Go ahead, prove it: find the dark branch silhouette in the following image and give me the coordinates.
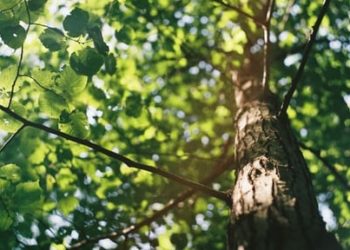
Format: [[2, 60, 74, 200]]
[[279, 0, 331, 116], [8, 0, 31, 108], [69, 155, 234, 249], [262, 0, 275, 91], [0, 125, 26, 153], [300, 143, 350, 191], [0, 104, 230, 203], [212, 0, 265, 26]]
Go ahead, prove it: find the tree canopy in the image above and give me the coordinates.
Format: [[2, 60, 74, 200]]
[[0, 0, 349, 249]]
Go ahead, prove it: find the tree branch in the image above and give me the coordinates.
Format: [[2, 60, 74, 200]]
[[30, 22, 88, 45], [0, 0, 22, 13], [212, 0, 265, 26], [68, 155, 234, 249], [8, 0, 31, 108], [262, 0, 275, 91], [0, 125, 26, 153], [278, 0, 331, 116], [0, 104, 230, 203], [300, 143, 350, 191]]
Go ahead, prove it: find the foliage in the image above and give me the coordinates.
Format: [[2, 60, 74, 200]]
[[0, 0, 349, 249]]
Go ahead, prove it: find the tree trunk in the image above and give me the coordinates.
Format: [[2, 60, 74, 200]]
[[227, 82, 342, 249]]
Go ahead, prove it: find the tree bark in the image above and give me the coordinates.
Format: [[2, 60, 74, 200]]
[[227, 84, 342, 249]]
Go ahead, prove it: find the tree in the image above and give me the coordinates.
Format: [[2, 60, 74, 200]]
[[0, 0, 348, 249]]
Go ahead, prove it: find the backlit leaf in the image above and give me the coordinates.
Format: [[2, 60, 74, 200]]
[[59, 111, 89, 138], [39, 91, 68, 118], [14, 181, 42, 213], [58, 196, 79, 215], [0, 164, 21, 183], [57, 66, 88, 96]]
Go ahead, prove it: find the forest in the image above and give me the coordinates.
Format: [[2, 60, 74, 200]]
[[0, 0, 349, 249]]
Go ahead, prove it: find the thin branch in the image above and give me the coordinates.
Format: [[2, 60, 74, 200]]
[[68, 155, 234, 249], [8, 0, 31, 108], [300, 143, 350, 191], [278, 0, 331, 116], [212, 0, 265, 26], [30, 22, 88, 44], [18, 74, 52, 92], [0, 104, 230, 203], [0, 125, 26, 153], [0, 0, 22, 13], [262, 0, 275, 92]]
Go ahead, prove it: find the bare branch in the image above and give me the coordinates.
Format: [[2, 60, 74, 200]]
[[8, 0, 31, 108], [300, 143, 350, 191], [278, 0, 331, 116], [262, 0, 275, 91], [212, 0, 265, 26], [0, 125, 25, 153], [0, 104, 230, 203], [68, 155, 234, 249]]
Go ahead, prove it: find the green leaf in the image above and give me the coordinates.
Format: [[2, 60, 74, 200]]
[[104, 53, 117, 75], [88, 26, 109, 55], [0, 65, 18, 93], [59, 111, 89, 138], [0, 24, 26, 49], [0, 204, 13, 231], [0, 12, 18, 27], [14, 181, 42, 213], [0, 102, 24, 133], [27, 0, 47, 11], [63, 7, 89, 37], [70, 47, 103, 76], [39, 91, 68, 118], [131, 0, 149, 10], [0, 179, 10, 193], [0, 1, 15, 10], [56, 168, 76, 190], [39, 28, 65, 51], [58, 196, 79, 215], [125, 92, 142, 117], [32, 69, 57, 90], [115, 26, 132, 44], [170, 233, 188, 249], [0, 164, 21, 183], [16, 220, 33, 238], [56, 66, 87, 96]]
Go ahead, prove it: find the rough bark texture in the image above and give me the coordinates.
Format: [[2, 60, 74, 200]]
[[228, 84, 342, 249]]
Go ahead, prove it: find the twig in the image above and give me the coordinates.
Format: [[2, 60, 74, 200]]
[[18, 74, 52, 92], [30, 22, 88, 44], [262, 0, 275, 92], [0, 125, 26, 153], [7, 0, 31, 108], [0, 0, 22, 13], [278, 0, 331, 116], [300, 143, 350, 191], [68, 155, 234, 249], [212, 0, 265, 27], [0, 104, 230, 203]]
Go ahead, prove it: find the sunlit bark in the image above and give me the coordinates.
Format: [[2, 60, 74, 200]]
[[228, 85, 342, 250]]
